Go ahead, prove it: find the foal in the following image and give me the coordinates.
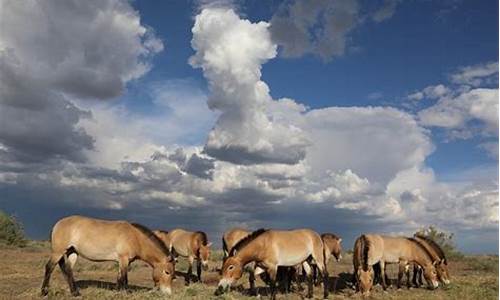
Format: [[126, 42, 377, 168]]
[[157, 229, 212, 285], [41, 216, 175, 296]]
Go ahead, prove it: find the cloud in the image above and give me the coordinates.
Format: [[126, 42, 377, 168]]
[[190, 8, 309, 165], [418, 88, 499, 136], [269, 0, 401, 62], [407, 84, 450, 101], [372, 0, 401, 22], [269, 0, 360, 61], [0, 0, 163, 100], [0, 0, 163, 169], [450, 61, 499, 87]]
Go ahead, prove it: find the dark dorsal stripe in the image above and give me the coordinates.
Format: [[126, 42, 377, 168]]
[[321, 233, 340, 240], [361, 234, 370, 271], [406, 237, 435, 263], [229, 228, 267, 256], [195, 231, 208, 246], [414, 234, 447, 263], [131, 223, 171, 257]]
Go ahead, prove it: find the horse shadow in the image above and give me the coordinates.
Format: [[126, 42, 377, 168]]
[[326, 272, 355, 292], [76, 280, 150, 292]]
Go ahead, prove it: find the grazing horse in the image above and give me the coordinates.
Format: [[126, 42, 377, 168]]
[[40, 216, 175, 296], [222, 228, 258, 293], [353, 235, 374, 296], [156, 229, 212, 285], [216, 228, 329, 300], [354, 234, 439, 294], [412, 234, 450, 286]]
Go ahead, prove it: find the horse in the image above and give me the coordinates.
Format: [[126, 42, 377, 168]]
[[353, 234, 374, 296], [354, 234, 439, 294], [412, 234, 450, 286], [222, 228, 251, 262], [216, 228, 329, 300], [156, 228, 212, 285], [40, 215, 175, 296], [309, 233, 343, 286]]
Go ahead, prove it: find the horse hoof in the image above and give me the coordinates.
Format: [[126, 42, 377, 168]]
[[40, 288, 49, 297]]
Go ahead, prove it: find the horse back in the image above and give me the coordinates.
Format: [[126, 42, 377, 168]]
[[223, 228, 250, 252], [51, 215, 139, 261]]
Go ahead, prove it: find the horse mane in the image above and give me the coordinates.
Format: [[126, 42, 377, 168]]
[[407, 237, 435, 263], [361, 235, 370, 271], [195, 231, 208, 246], [415, 234, 447, 264], [131, 223, 171, 257], [229, 228, 267, 256], [156, 230, 169, 235], [321, 233, 340, 240]]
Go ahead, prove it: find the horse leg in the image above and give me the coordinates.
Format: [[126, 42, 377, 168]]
[[249, 267, 257, 296], [412, 265, 419, 287], [196, 259, 202, 282], [267, 266, 278, 300], [418, 267, 423, 286], [58, 254, 80, 296], [302, 261, 314, 298], [405, 264, 411, 289], [397, 261, 406, 289], [316, 261, 329, 299], [117, 256, 129, 290], [185, 256, 194, 286], [380, 261, 388, 290], [41, 253, 62, 296]]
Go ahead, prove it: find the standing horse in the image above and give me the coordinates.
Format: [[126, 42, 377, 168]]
[[40, 216, 175, 296], [412, 234, 450, 286], [216, 228, 329, 300], [354, 234, 439, 294], [222, 228, 250, 261], [156, 229, 212, 285]]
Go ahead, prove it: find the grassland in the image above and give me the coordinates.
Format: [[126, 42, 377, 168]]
[[0, 241, 497, 299]]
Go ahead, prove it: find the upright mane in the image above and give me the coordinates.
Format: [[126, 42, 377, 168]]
[[131, 223, 171, 257], [361, 235, 370, 271], [407, 237, 435, 263], [415, 234, 447, 263], [195, 231, 208, 246], [229, 228, 267, 256], [321, 233, 340, 240]]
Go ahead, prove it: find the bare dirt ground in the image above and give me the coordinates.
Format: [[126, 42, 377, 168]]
[[0, 241, 497, 299]]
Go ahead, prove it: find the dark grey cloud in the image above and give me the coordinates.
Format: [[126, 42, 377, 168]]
[[269, 0, 402, 61]]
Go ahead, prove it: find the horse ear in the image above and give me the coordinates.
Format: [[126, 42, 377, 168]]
[[206, 242, 213, 247], [338, 238, 342, 243], [433, 260, 439, 266]]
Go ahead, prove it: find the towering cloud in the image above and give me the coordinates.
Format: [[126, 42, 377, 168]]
[[190, 8, 309, 165]]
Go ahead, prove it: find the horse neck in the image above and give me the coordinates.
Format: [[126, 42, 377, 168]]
[[135, 232, 165, 266], [411, 243, 432, 267], [235, 237, 263, 265]]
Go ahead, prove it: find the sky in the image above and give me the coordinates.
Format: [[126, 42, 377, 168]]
[[0, 0, 498, 253]]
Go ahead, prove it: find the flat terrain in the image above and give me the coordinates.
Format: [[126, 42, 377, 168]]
[[0, 241, 497, 299]]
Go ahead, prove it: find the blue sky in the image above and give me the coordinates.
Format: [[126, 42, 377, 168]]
[[0, 0, 498, 253]]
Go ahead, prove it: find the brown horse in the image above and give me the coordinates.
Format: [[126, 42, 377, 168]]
[[156, 229, 212, 285], [412, 234, 450, 286], [216, 228, 329, 300], [40, 216, 175, 296], [354, 234, 439, 295], [353, 234, 374, 296]]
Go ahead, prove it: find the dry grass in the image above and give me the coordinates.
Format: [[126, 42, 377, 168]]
[[0, 241, 497, 299]]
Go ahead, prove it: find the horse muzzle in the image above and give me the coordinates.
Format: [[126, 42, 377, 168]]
[[215, 284, 230, 296], [160, 285, 172, 295]]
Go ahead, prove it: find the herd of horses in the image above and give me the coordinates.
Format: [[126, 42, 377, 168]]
[[40, 216, 450, 299]]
